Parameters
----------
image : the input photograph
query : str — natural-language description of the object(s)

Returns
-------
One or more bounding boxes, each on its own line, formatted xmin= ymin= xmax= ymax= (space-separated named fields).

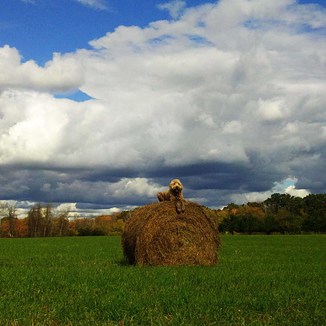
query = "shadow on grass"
xmin=116 ymin=256 xmax=132 ymax=266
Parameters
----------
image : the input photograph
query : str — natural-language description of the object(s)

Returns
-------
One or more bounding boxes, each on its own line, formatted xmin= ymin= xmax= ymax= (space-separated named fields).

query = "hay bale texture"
xmin=121 ymin=201 xmax=220 ymax=266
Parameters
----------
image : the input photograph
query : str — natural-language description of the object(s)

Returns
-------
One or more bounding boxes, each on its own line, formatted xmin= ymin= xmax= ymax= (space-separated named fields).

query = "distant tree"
xmin=114 ymin=211 xmax=131 ymax=222
xmin=0 ymin=203 xmax=18 ymax=237
xmin=27 ymin=204 xmax=43 ymax=237
xmin=54 ymin=212 xmax=71 ymax=237
xmin=95 ymin=215 xmax=113 ymax=233
xmin=75 ymin=218 xmax=96 ymax=236
xmin=264 ymin=193 xmax=292 ymax=214
xmin=274 ymin=208 xmax=303 ymax=234
xmin=14 ymin=218 xmax=28 ymax=238
xmin=7 ymin=205 xmax=17 ymax=237
xmin=237 ymin=205 xmax=265 ymax=234
xmin=218 ymin=203 xmax=265 ymax=234
xmin=262 ymin=214 xmax=278 ymax=235
xmin=43 ymin=203 xmax=54 ymax=237
xmin=303 ymin=194 xmax=326 ymax=232
xmin=223 ymin=214 xmax=242 ymax=234
xmin=264 ymin=193 xmax=305 ymax=233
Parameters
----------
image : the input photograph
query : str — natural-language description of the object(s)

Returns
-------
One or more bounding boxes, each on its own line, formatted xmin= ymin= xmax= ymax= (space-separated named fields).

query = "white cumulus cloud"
xmin=0 ymin=46 xmax=84 ymax=93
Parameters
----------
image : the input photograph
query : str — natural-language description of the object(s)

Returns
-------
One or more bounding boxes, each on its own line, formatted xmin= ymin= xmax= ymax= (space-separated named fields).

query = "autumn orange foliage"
xmin=0 ymin=210 xmax=126 ymax=238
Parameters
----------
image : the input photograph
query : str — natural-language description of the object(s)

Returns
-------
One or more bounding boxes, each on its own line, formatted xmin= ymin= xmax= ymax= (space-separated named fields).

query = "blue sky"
xmin=0 ymin=0 xmax=326 ymax=216
xmin=2 ymin=0 xmax=324 ymax=64
xmin=1 ymin=0 xmax=216 ymax=64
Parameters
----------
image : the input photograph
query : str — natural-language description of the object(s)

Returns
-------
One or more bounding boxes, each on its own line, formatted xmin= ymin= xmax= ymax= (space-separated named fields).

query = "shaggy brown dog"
xmin=157 ymin=179 xmax=186 ymax=213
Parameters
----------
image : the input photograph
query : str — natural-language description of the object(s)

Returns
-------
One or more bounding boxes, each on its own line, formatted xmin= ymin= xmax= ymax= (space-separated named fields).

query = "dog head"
xmin=169 ymin=179 xmax=183 ymax=196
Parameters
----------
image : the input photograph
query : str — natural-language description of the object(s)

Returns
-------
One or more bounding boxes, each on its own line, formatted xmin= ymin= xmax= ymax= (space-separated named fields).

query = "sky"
xmin=0 ymin=0 xmax=326 ymax=217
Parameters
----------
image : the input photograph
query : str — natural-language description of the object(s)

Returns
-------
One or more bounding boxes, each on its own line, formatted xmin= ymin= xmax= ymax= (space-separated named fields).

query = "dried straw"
xmin=121 ymin=201 xmax=220 ymax=266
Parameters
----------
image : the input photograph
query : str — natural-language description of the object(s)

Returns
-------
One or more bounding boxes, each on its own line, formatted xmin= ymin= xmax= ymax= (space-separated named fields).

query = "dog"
xmin=157 ymin=179 xmax=186 ymax=213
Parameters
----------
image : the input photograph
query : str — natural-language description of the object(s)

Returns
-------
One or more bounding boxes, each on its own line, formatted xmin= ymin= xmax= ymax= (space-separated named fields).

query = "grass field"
xmin=0 ymin=235 xmax=325 ymax=325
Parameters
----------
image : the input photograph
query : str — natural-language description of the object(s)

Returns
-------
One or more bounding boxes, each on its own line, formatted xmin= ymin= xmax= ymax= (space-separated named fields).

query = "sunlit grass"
xmin=0 ymin=235 xmax=325 ymax=325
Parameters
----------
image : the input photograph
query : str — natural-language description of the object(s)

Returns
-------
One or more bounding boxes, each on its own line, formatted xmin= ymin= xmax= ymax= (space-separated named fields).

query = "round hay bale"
xmin=121 ymin=201 xmax=220 ymax=266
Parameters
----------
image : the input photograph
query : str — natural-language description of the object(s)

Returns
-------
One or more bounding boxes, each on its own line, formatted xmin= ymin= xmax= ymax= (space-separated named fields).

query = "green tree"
xmin=263 ymin=214 xmax=278 ymax=235
xmin=303 ymin=194 xmax=326 ymax=232
xmin=264 ymin=193 xmax=305 ymax=233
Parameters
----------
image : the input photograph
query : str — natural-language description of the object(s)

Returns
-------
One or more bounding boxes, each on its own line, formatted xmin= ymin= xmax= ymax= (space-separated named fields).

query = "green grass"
xmin=0 ymin=235 xmax=325 ymax=325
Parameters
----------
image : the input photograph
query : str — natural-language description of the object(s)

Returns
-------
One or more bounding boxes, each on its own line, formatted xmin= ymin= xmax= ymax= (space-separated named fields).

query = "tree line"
xmin=1 ymin=193 xmax=325 ymax=237
xmin=216 ymin=193 xmax=326 ymax=234
xmin=0 ymin=203 xmax=127 ymax=238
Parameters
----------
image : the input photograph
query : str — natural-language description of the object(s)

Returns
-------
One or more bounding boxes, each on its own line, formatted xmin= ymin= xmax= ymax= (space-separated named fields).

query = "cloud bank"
xmin=1 ymin=0 xmax=326 ymax=214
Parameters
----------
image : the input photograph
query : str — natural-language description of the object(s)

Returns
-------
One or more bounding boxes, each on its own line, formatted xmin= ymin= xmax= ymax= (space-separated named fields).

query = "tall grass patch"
xmin=0 ymin=235 xmax=325 ymax=325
